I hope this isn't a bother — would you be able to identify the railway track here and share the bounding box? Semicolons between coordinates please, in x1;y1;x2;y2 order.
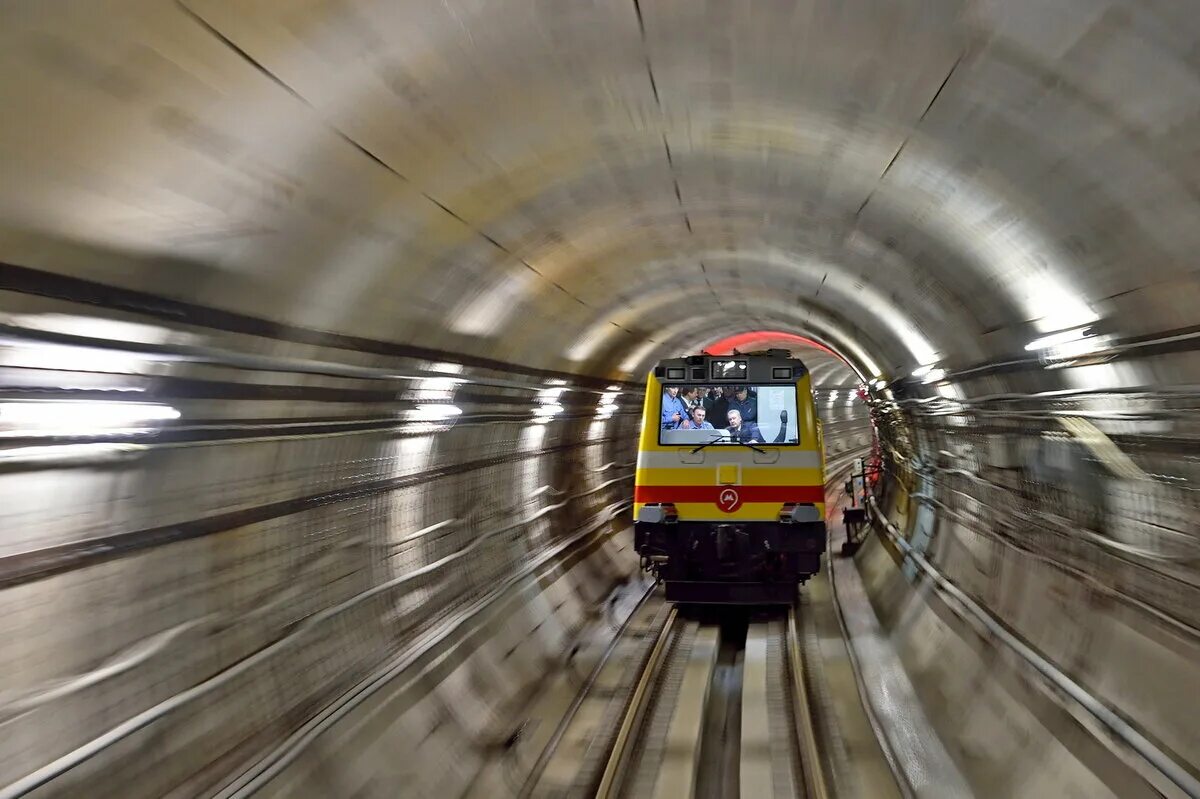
515;463;857;799
513;598;830;799
594;605;828;799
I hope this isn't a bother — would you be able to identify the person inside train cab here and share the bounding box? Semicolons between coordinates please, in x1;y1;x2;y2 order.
727;385;758;422
708;386;733;423
661;385;689;429
725;408;766;443
679;406;714;430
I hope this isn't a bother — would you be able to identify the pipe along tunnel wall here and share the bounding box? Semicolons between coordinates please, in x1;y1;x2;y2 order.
852;401;1200;799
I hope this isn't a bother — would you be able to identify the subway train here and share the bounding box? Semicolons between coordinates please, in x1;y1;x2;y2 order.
633;351;827;603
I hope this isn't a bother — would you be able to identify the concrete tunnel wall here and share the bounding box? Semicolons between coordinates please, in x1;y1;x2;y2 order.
0;327;869;796
2;0;1200;796
851;357;1200;797
0;331;645;795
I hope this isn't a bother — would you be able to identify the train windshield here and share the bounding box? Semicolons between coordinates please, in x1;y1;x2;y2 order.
659;384;800;446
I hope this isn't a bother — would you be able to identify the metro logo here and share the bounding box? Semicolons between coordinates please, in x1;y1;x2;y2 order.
718;488;742;513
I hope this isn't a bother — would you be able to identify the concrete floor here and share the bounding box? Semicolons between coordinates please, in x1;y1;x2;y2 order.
462;490;920;799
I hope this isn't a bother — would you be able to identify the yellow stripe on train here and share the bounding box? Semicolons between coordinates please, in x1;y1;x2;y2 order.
634;466;824;486
630;502;830;523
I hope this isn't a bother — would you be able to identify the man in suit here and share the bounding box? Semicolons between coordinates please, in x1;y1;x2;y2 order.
707;386;733;424
725;408;766;443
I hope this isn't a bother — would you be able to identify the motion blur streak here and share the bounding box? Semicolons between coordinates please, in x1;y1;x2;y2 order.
1;1;1200;797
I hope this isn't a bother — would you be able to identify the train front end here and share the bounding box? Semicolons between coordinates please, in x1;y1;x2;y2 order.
633;351;827;604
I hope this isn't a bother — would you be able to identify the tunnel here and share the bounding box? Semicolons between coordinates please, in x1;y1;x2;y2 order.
2;1;1199;797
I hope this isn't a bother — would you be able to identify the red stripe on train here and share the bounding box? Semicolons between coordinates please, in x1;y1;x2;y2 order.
634;485;826;504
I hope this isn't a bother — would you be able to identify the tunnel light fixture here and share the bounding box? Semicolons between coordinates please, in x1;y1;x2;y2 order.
936;383;964;401
5;313;174;344
535;384;568;423
411;361;468;391
596;389;620;419
0;400;180;433
410;403;463;421
0;442;146;465
416;376;468;397
1025;325;1112;363
427;361;464;374
0;314;185;378
412;361;467;402
1025;326;1092;352
911;363;936;378
911;363;947;384
920;368;947;384
0;340;158;376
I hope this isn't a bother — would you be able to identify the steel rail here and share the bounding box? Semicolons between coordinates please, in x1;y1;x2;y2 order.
515;580;662;799
594;607;680;799
821;462;916;799
787;607;828;799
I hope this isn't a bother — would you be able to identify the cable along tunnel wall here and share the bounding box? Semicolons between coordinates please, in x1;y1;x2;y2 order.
861;364;1200;798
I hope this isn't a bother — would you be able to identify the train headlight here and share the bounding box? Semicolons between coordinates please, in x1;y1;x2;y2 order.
779;503;821;523
637;503;677;524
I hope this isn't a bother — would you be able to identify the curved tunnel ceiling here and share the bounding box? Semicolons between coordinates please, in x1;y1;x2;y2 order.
2;1;1199;384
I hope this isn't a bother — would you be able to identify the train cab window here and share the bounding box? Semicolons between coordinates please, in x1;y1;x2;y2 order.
660;384;800;446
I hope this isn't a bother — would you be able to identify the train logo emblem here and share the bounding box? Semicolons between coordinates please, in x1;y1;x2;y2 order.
718;488;742;513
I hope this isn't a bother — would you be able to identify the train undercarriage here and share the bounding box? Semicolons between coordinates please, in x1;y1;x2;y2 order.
634;518;827;603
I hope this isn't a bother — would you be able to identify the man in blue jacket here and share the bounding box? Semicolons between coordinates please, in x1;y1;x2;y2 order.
679;406;715;430
661;385;689;429
726;386;758;422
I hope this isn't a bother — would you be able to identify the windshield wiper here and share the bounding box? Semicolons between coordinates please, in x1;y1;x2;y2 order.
690;436;766;454
689;436;724;454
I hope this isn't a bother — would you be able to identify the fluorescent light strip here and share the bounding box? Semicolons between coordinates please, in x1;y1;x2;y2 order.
0;401;180;433
1025;327;1091;352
